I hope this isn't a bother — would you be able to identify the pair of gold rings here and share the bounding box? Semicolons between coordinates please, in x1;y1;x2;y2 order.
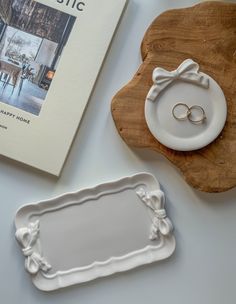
172;103;206;125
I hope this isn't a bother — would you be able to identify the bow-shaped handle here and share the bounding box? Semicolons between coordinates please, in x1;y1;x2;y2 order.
147;59;210;102
150;209;173;241
136;188;173;241
15;220;51;275
136;188;165;211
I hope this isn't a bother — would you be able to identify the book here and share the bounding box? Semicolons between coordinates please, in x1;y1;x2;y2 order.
0;0;127;175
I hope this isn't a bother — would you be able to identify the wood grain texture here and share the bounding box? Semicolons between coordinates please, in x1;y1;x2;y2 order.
111;1;236;193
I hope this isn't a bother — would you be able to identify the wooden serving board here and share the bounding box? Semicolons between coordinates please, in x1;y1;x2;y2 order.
111;1;236;193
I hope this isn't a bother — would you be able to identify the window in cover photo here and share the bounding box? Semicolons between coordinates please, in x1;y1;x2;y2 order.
0;0;76;116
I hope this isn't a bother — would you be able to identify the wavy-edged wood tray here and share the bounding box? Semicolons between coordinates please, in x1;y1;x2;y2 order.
111;1;236;193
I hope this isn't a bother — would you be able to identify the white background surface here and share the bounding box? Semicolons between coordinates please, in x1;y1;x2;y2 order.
1;0;236;303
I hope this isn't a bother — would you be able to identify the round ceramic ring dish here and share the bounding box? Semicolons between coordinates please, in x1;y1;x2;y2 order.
145;73;227;151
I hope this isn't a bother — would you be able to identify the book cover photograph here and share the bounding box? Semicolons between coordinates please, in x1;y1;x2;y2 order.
0;0;76;116
0;0;127;175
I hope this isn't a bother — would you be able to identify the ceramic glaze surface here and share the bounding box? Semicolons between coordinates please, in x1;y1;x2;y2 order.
145;59;227;151
15;173;175;291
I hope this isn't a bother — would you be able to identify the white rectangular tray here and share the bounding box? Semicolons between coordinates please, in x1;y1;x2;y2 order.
15;173;175;291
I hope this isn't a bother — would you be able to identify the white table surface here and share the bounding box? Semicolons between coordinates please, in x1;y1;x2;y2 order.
1;1;236;303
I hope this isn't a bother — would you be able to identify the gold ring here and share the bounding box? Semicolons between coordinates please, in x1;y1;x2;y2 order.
188;105;206;124
172;103;191;121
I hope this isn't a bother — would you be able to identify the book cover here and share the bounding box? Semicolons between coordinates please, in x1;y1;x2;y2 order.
0;0;127;175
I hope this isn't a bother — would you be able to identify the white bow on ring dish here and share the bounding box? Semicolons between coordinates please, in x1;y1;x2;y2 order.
146;59;210;102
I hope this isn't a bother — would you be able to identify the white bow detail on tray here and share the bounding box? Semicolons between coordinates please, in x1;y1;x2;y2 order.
146;58;210;102
15;220;51;275
136;188;173;241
